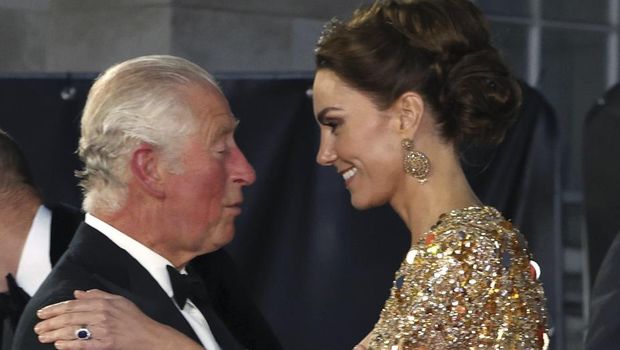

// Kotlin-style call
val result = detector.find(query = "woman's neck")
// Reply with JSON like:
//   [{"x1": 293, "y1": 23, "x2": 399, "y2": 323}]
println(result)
[{"x1": 390, "y1": 152, "x2": 482, "y2": 245}]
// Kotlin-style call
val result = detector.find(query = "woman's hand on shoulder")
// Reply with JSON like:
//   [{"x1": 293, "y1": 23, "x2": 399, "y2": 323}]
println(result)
[{"x1": 34, "y1": 289, "x2": 203, "y2": 350}]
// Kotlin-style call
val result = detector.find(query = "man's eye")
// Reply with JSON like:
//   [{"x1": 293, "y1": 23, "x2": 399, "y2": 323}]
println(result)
[{"x1": 213, "y1": 144, "x2": 230, "y2": 154}]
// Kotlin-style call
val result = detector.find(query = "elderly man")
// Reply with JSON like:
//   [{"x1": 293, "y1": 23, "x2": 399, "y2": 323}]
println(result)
[
  {"x1": 13, "y1": 55, "x2": 277, "y2": 349},
  {"x1": 0, "y1": 129, "x2": 82, "y2": 350}
]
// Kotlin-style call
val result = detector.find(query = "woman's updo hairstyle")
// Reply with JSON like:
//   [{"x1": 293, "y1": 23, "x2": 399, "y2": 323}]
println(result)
[{"x1": 315, "y1": 0, "x2": 521, "y2": 145}]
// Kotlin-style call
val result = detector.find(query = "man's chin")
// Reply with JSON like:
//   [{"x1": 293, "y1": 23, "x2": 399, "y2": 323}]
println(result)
[{"x1": 208, "y1": 227, "x2": 235, "y2": 251}]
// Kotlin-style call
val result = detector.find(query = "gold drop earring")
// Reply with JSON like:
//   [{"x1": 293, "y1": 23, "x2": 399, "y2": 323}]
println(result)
[{"x1": 401, "y1": 138, "x2": 430, "y2": 183}]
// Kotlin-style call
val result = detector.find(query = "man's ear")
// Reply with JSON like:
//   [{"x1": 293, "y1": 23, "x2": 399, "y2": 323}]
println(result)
[
  {"x1": 130, "y1": 144, "x2": 166, "y2": 199},
  {"x1": 394, "y1": 91, "x2": 425, "y2": 138}
]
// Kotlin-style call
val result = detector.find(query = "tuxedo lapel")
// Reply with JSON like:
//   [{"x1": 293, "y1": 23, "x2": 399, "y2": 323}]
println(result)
[{"x1": 67, "y1": 224, "x2": 202, "y2": 345}]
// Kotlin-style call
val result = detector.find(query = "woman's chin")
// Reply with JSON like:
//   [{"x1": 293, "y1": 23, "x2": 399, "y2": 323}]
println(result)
[{"x1": 350, "y1": 195, "x2": 384, "y2": 210}]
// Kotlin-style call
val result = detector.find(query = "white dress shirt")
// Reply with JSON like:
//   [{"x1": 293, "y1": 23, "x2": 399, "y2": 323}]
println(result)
[
  {"x1": 85, "y1": 213, "x2": 221, "y2": 350},
  {"x1": 15, "y1": 205, "x2": 52, "y2": 296}
]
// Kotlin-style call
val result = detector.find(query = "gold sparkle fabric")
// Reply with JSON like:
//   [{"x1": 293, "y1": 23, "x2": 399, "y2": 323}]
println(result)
[{"x1": 368, "y1": 206, "x2": 549, "y2": 350}]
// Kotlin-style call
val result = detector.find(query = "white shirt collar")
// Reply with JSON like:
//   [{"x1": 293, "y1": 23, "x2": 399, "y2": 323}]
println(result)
[
  {"x1": 15, "y1": 205, "x2": 52, "y2": 296},
  {"x1": 84, "y1": 213, "x2": 180, "y2": 298}
]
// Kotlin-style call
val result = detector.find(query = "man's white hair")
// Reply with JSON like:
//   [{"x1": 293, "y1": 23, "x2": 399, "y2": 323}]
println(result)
[{"x1": 78, "y1": 55, "x2": 221, "y2": 213}]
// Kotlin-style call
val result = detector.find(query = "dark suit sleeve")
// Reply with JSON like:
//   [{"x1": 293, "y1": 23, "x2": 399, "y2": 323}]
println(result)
[
  {"x1": 585, "y1": 232, "x2": 620, "y2": 350},
  {"x1": 191, "y1": 250, "x2": 283, "y2": 350}
]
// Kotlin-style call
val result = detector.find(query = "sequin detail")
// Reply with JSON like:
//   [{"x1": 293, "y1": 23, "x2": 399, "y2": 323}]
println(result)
[{"x1": 368, "y1": 206, "x2": 549, "y2": 350}]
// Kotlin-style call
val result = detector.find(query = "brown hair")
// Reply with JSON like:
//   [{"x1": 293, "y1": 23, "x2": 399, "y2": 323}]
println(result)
[
  {"x1": 315, "y1": 0, "x2": 521, "y2": 145},
  {"x1": 0, "y1": 129, "x2": 37, "y2": 194}
]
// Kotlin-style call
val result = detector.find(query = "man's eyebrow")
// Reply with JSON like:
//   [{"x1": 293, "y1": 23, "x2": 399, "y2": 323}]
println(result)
[
  {"x1": 317, "y1": 107, "x2": 343, "y2": 124},
  {"x1": 225, "y1": 117, "x2": 240, "y2": 134},
  {"x1": 213, "y1": 116, "x2": 238, "y2": 137}
]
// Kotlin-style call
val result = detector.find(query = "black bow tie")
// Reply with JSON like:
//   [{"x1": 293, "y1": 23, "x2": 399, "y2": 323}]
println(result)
[
  {"x1": 166, "y1": 265, "x2": 207, "y2": 309},
  {"x1": 1, "y1": 273, "x2": 31, "y2": 346},
  {"x1": 0, "y1": 274, "x2": 30, "y2": 325}
]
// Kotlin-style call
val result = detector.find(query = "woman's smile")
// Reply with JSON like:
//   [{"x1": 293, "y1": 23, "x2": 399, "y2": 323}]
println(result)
[{"x1": 340, "y1": 166, "x2": 358, "y2": 185}]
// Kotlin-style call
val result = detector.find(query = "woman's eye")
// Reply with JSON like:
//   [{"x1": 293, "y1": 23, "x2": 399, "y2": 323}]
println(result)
[{"x1": 323, "y1": 120, "x2": 342, "y2": 133}]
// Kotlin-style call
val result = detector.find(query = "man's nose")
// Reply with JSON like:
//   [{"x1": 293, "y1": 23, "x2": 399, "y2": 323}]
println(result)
[{"x1": 231, "y1": 147, "x2": 256, "y2": 186}]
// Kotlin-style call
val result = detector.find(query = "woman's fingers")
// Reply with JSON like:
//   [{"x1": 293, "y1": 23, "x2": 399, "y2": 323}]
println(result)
[
  {"x1": 53, "y1": 338, "x2": 111, "y2": 350},
  {"x1": 38, "y1": 290, "x2": 129, "y2": 321},
  {"x1": 38, "y1": 298, "x2": 114, "y2": 320},
  {"x1": 74, "y1": 289, "x2": 119, "y2": 300},
  {"x1": 37, "y1": 325, "x2": 75, "y2": 343},
  {"x1": 38, "y1": 324, "x2": 105, "y2": 344},
  {"x1": 35, "y1": 309, "x2": 108, "y2": 334},
  {"x1": 36, "y1": 312, "x2": 79, "y2": 334}
]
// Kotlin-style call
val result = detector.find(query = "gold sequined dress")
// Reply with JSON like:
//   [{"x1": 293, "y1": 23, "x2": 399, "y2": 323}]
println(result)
[{"x1": 368, "y1": 206, "x2": 548, "y2": 350}]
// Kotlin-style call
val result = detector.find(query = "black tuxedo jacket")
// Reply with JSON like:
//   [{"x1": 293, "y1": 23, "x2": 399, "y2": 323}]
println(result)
[
  {"x1": 1, "y1": 204, "x2": 82, "y2": 350},
  {"x1": 585, "y1": 232, "x2": 620, "y2": 350},
  {"x1": 48, "y1": 204, "x2": 84, "y2": 267},
  {"x1": 13, "y1": 223, "x2": 281, "y2": 350}
]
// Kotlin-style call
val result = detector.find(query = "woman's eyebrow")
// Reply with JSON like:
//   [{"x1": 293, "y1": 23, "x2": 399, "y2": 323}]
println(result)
[{"x1": 317, "y1": 107, "x2": 343, "y2": 124}]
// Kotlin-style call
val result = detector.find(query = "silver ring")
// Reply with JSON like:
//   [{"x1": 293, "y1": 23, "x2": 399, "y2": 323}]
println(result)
[{"x1": 75, "y1": 327, "x2": 92, "y2": 340}]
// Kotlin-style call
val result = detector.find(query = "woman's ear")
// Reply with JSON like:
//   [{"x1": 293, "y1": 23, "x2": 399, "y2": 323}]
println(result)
[
  {"x1": 130, "y1": 144, "x2": 166, "y2": 199},
  {"x1": 395, "y1": 92, "x2": 425, "y2": 138}
]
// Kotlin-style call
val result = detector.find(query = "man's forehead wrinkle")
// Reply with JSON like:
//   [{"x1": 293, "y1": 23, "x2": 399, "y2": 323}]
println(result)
[
  {"x1": 196, "y1": 113, "x2": 236, "y2": 144},
  {"x1": 214, "y1": 114, "x2": 236, "y2": 135}
]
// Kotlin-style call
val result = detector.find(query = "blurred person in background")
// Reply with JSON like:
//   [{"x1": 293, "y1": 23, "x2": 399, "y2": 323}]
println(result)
[{"x1": 0, "y1": 128, "x2": 81, "y2": 350}]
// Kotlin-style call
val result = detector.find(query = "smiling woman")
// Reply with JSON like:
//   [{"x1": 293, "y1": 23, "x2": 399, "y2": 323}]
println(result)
[
  {"x1": 313, "y1": 0, "x2": 548, "y2": 349},
  {"x1": 314, "y1": 69, "x2": 404, "y2": 209}
]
